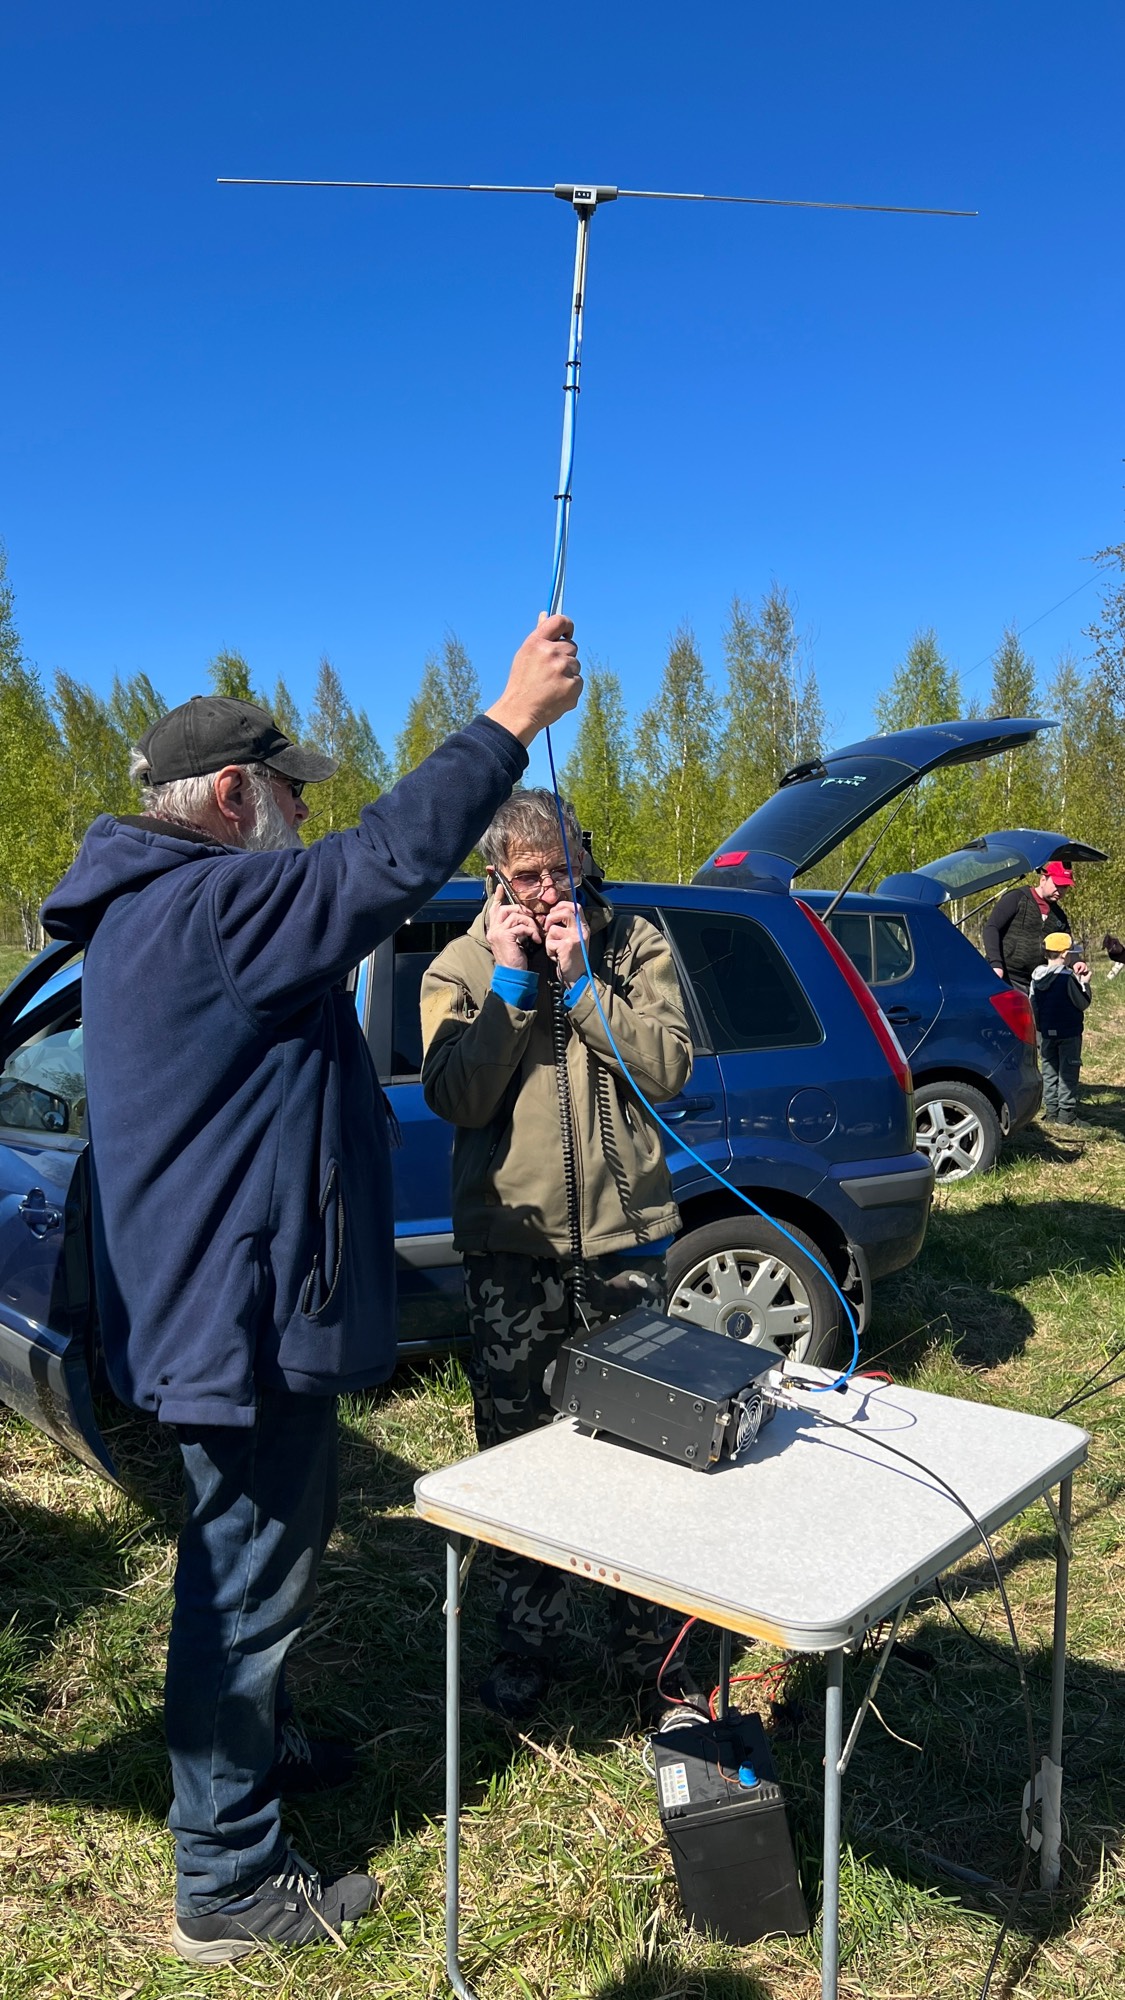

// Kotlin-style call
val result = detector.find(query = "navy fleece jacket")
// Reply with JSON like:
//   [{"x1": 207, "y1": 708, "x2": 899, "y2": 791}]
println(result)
[{"x1": 39, "y1": 716, "x2": 526, "y2": 1426}]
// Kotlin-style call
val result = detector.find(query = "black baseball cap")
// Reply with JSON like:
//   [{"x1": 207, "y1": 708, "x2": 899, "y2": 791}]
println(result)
[{"x1": 136, "y1": 696, "x2": 338, "y2": 786}]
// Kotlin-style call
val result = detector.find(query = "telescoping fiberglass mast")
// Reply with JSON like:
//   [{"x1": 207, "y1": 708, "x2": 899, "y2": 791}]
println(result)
[{"x1": 217, "y1": 174, "x2": 976, "y2": 619}]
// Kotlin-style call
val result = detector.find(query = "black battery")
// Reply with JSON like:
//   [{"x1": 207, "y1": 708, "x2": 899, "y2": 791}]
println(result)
[
  {"x1": 548, "y1": 1309, "x2": 777, "y2": 1469},
  {"x1": 651, "y1": 1710, "x2": 809, "y2": 1943}
]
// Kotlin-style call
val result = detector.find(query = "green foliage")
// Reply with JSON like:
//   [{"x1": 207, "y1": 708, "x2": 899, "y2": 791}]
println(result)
[
  {"x1": 1085, "y1": 539, "x2": 1125, "y2": 709},
  {"x1": 977, "y1": 625, "x2": 1048, "y2": 833},
  {"x1": 305, "y1": 655, "x2": 391, "y2": 837},
  {"x1": 872, "y1": 630, "x2": 973, "y2": 879},
  {"x1": 719, "y1": 584, "x2": 824, "y2": 823},
  {"x1": 52, "y1": 673, "x2": 135, "y2": 853},
  {"x1": 4, "y1": 527, "x2": 1125, "y2": 937},
  {"x1": 107, "y1": 671, "x2": 165, "y2": 744},
  {"x1": 560, "y1": 665, "x2": 639, "y2": 877},
  {"x1": 271, "y1": 675, "x2": 303, "y2": 742},
  {"x1": 394, "y1": 634, "x2": 481, "y2": 778},
  {"x1": 0, "y1": 549, "x2": 68, "y2": 947},
  {"x1": 207, "y1": 648, "x2": 267, "y2": 705},
  {"x1": 634, "y1": 626, "x2": 723, "y2": 882}
]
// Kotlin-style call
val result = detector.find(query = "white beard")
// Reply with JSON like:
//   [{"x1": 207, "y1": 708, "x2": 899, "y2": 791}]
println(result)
[{"x1": 241, "y1": 770, "x2": 305, "y2": 852}]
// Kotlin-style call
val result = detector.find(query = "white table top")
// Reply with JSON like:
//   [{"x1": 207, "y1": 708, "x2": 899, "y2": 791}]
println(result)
[{"x1": 415, "y1": 1380, "x2": 1088, "y2": 1649}]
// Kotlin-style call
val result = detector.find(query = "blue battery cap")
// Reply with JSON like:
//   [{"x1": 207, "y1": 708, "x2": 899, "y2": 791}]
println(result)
[{"x1": 738, "y1": 1764, "x2": 758, "y2": 1788}]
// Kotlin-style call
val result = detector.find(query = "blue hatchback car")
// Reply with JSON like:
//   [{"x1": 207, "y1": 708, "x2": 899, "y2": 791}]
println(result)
[
  {"x1": 0, "y1": 714, "x2": 1058, "y2": 1481},
  {"x1": 808, "y1": 828, "x2": 1105, "y2": 1180}
]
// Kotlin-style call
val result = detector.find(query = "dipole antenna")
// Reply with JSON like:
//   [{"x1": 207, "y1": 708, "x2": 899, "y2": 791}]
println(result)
[{"x1": 217, "y1": 175, "x2": 976, "y2": 616}]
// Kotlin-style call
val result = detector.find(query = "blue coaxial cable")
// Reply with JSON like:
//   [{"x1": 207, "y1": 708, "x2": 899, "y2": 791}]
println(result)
[{"x1": 541, "y1": 188, "x2": 859, "y2": 1390}]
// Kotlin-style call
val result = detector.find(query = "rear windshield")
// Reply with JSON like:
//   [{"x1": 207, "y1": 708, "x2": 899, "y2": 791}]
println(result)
[
  {"x1": 726, "y1": 755, "x2": 916, "y2": 874},
  {"x1": 912, "y1": 844, "x2": 1028, "y2": 892}
]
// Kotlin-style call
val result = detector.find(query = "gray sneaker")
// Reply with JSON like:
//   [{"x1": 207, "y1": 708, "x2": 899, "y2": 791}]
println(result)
[{"x1": 172, "y1": 1850, "x2": 378, "y2": 1963}]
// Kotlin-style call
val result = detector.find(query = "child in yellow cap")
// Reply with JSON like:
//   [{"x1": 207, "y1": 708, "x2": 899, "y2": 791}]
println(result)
[{"x1": 1030, "y1": 933, "x2": 1092, "y2": 1130}]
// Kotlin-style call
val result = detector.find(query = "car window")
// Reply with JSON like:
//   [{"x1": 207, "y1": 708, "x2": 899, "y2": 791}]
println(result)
[
  {"x1": 663, "y1": 908, "x2": 822, "y2": 1052},
  {"x1": 873, "y1": 915, "x2": 914, "y2": 984},
  {"x1": 827, "y1": 913, "x2": 873, "y2": 983},
  {"x1": 0, "y1": 1021, "x2": 86, "y2": 1138},
  {"x1": 391, "y1": 913, "x2": 477, "y2": 1080}
]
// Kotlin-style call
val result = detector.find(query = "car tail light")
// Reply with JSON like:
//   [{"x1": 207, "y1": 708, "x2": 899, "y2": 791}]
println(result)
[
  {"x1": 989, "y1": 987, "x2": 1036, "y2": 1046},
  {"x1": 795, "y1": 899, "x2": 913, "y2": 1094}
]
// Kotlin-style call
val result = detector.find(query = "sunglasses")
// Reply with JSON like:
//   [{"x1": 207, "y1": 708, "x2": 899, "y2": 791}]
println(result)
[{"x1": 271, "y1": 774, "x2": 305, "y2": 801}]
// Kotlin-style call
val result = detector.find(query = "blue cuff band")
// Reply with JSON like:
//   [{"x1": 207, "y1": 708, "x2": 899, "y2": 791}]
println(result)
[
  {"x1": 562, "y1": 974, "x2": 591, "y2": 1009},
  {"x1": 491, "y1": 964, "x2": 538, "y2": 1008}
]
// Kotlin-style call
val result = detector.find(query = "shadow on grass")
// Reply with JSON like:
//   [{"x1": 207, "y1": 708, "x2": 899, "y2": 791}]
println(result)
[
  {"x1": 873, "y1": 1195, "x2": 1125, "y2": 1374},
  {"x1": 5, "y1": 1453, "x2": 1125, "y2": 1996},
  {"x1": 5, "y1": 1364, "x2": 1125, "y2": 1999},
  {"x1": 1071, "y1": 1079, "x2": 1125, "y2": 1138},
  {"x1": 809, "y1": 1608, "x2": 1125, "y2": 1992},
  {"x1": 590, "y1": 1955, "x2": 771, "y2": 1998},
  {"x1": 0, "y1": 1399, "x2": 431, "y2": 1845}
]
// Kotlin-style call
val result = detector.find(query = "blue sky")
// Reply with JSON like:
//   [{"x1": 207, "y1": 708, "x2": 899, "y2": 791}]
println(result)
[{"x1": 3, "y1": 0, "x2": 1123, "y2": 782}]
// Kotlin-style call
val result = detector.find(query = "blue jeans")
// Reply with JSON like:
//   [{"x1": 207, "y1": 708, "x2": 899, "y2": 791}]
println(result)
[
  {"x1": 166, "y1": 1388, "x2": 338, "y2": 1913},
  {"x1": 1039, "y1": 1033, "x2": 1082, "y2": 1123}
]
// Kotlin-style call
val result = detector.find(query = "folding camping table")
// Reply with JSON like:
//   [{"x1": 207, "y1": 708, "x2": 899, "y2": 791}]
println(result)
[{"x1": 415, "y1": 1378, "x2": 1087, "y2": 1999}]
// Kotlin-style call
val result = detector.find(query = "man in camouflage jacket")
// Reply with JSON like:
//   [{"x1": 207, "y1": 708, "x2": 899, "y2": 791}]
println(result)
[{"x1": 420, "y1": 787, "x2": 693, "y2": 1719}]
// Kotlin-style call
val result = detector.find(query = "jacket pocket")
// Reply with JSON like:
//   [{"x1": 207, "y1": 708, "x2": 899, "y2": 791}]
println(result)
[{"x1": 301, "y1": 1163, "x2": 344, "y2": 1318}]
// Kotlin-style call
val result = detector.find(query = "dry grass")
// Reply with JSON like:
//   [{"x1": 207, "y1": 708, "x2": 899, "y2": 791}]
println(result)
[{"x1": 2, "y1": 986, "x2": 1125, "y2": 1998}]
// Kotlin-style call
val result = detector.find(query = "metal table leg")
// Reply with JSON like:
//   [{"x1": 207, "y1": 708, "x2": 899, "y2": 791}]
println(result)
[
  {"x1": 445, "y1": 1534, "x2": 477, "y2": 2000},
  {"x1": 1040, "y1": 1474, "x2": 1072, "y2": 1891},
  {"x1": 821, "y1": 1648, "x2": 844, "y2": 2000},
  {"x1": 718, "y1": 1628, "x2": 732, "y2": 1720}
]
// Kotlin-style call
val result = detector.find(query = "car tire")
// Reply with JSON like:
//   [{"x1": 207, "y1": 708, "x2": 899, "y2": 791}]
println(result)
[
  {"x1": 913, "y1": 1080, "x2": 1001, "y2": 1182},
  {"x1": 665, "y1": 1215, "x2": 847, "y2": 1368}
]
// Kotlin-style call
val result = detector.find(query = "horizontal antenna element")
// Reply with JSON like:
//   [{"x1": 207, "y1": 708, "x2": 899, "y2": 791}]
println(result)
[{"x1": 218, "y1": 177, "x2": 976, "y2": 218}]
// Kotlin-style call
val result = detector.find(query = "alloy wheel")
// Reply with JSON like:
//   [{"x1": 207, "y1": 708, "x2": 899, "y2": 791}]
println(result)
[
  {"x1": 914, "y1": 1096, "x2": 987, "y2": 1180},
  {"x1": 669, "y1": 1247, "x2": 814, "y2": 1359}
]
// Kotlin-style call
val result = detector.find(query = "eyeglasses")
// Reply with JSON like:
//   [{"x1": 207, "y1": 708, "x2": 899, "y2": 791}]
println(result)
[
  {"x1": 507, "y1": 867, "x2": 573, "y2": 893},
  {"x1": 271, "y1": 775, "x2": 305, "y2": 801}
]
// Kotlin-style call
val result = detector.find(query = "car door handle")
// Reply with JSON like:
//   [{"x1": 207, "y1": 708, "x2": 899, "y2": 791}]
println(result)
[
  {"x1": 884, "y1": 1006, "x2": 920, "y2": 1025},
  {"x1": 662, "y1": 1097, "x2": 716, "y2": 1122},
  {"x1": 19, "y1": 1188, "x2": 63, "y2": 1237}
]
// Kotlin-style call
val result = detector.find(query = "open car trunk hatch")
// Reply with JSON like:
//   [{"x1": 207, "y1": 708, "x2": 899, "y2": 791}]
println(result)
[
  {"x1": 876, "y1": 829, "x2": 1108, "y2": 905},
  {"x1": 692, "y1": 719, "x2": 1056, "y2": 889}
]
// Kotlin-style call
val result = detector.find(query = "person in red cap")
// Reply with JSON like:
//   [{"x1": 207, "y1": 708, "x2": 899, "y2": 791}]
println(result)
[{"x1": 982, "y1": 862, "x2": 1074, "y2": 993}]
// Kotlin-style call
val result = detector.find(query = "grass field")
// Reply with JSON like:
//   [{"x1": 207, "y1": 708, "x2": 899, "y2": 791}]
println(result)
[{"x1": 2, "y1": 984, "x2": 1124, "y2": 1999}]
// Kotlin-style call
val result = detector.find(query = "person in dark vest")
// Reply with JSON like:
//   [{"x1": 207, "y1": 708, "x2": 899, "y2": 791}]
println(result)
[
  {"x1": 982, "y1": 861, "x2": 1073, "y2": 992},
  {"x1": 1030, "y1": 932, "x2": 1092, "y2": 1129}
]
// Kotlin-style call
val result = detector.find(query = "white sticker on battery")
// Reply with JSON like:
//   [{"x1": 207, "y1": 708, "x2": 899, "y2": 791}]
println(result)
[{"x1": 659, "y1": 1761, "x2": 691, "y2": 1808}]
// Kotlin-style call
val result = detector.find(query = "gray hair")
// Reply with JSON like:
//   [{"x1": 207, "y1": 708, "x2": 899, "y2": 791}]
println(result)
[
  {"x1": 130, "y1": 747, "x2": 217, "y2": 826},
  {"x1": 479, "y1": 787, "x2": 582, "y2": 871},
  {"x1": 129, "y1": 749, "x2": 301, "y2": 851}
]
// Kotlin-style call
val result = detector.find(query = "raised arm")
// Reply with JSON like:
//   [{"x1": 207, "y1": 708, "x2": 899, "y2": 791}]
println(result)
[{"x1": 215, "y1": 617, "x2": 583, "y2": 1024}]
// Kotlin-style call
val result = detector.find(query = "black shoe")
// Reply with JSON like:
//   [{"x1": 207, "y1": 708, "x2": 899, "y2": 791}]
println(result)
[
  {"x1": 273, "y1": 1720, "x2": 358, "y2": 1795},
  {"x1": 478, "y1": 1650, "x2": 553, "y2": 1721},
  {"x1": 172, "y1": 1851, "x2": 378, "y2": 1964}
]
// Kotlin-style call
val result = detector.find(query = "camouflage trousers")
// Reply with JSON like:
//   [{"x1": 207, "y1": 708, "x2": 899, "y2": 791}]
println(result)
[{"x1": 463, "y1": 1248, "x2": 681, "y2": 1675}]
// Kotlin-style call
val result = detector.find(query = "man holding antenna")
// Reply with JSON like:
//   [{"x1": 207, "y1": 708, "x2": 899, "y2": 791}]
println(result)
[
  {"x1": 420, "y1": 787, "x2": 694, "y2": 1721},
  {"x1": 40, "y1": 614, "x2": 581, "y2": 1964}
]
